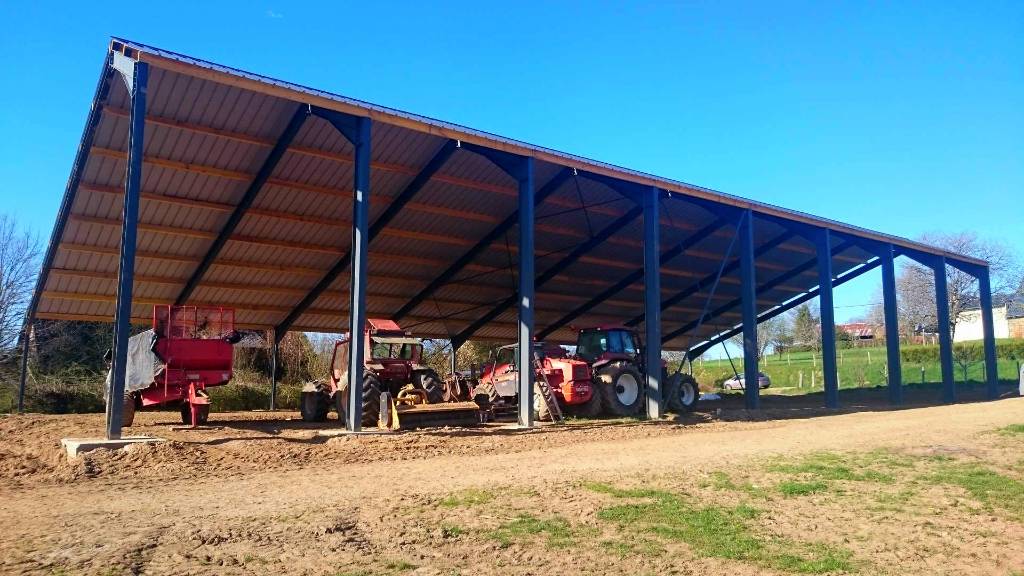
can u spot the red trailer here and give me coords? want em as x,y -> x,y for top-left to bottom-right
122,305 -> 238,426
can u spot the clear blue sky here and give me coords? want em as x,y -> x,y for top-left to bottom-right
1,1 -> 1020,324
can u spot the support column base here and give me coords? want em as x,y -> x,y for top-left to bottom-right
61,436 -> 164,460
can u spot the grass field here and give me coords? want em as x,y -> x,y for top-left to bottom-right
692,345 -> 1022,396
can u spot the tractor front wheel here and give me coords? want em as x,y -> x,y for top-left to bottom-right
358,372 -> 383,427
179,403 -> 210,425
566,389 -> 602,418
667,373 -> 700,413
533,384 -> 551,422
597,363 -> 643,416
416,370 -> 445,404
300,381 -> 331,422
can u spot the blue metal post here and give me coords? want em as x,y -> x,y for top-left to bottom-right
977,267 -> 999,399
739,210 -> 759,409
107,59 -> 148,440
17,326 -> 30,412
644,186 -> 662,418
345,117 -> 372,432
934,258 -> 956,403
517,158 -> 535,427
817,228 -> 839,409
269,332 -> 278,411
880,244 -> 903,405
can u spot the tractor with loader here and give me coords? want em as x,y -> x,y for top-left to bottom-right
300,319 -> 480,428
473,341 -> 599,421
573,326 -> 699,416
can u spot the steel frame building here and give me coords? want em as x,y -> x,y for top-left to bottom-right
19,39 -> 1000,438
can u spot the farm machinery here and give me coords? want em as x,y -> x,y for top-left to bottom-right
473,342 -> 598,421
574,326 -> 699,416
300,319 -> 480,429
110,305 -> 240,427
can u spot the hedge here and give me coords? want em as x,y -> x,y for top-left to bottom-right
900,339 -> 1024,364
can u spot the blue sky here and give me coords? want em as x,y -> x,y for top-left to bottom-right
0,1 -> 1020,325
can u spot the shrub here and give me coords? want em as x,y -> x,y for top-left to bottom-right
900,339 -> 1024,364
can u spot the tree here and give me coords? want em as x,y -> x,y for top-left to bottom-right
897,231 -> 1019,341
0,214 -> 40,352
729,315 -> 789,360
790,303 -> 820,351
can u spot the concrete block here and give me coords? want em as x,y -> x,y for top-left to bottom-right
61,436 -> 165,459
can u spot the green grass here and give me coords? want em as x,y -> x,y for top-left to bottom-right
384,560 -> 417,571
439,523 -> 466,538
767,451 -> 908,483
488,515 -> 581,549
701,471 -> 769,498
601,536 -> 666,558
924,464 -> 1024,522
585,482 -> 855,573
778,480 -> 830,497
439,488 -> 495,508
996,424 -> 1024,436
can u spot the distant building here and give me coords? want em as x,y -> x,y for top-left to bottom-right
837,322 -> 876,341
954,293 -> 1024,342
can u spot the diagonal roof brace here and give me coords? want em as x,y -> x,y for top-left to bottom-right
273,139 -> 459,341
451,204 -> 644,347
625,228 -> 798,327
663,239 -> 857,343
175,104 -> 309,305
392,167 -> 573,322
537,216 -> 730,339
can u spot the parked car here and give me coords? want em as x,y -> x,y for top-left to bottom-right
722,371 -> 771,390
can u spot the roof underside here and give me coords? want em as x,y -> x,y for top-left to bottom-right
33,39 -> 985,349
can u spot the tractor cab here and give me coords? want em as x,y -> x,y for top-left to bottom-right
329,319 -> 427,390
574,326 -> 642,368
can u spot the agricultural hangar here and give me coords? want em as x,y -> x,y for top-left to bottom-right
19,38 -> 1000,439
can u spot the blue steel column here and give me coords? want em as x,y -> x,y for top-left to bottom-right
977,267 -> 999,399
934,258 -> 956,403
517,157 -> 535,427
107,60 -> 148,440
269,333 -> 278,411
644,186 -> 662,418
17,326 -> 30,412
880,244 -> 903,405
739,210 -> 760,409
817,228 -> 839,409
345,117 -> 372,432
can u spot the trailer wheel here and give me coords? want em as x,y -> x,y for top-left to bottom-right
179,403 -> 209,425
566,390 -> 602,418
597,363 -> 643,416
300,382 -> 330,422
359,372 -> 382,427
667,373 -> 700,413
416,370 -> 445,404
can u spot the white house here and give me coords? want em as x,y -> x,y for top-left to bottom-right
954,295 -> 1023,342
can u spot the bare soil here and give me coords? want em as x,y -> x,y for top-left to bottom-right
1,398 -> 1022,575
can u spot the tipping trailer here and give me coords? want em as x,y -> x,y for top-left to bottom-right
113,305 -> 239,427
301,319 -> 480,429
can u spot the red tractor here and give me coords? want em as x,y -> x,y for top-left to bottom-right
574,326 -> 699,417
301,319 -> 479,428
113,305 -> 239,427
473,342 -> 599,420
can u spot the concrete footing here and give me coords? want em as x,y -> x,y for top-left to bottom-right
316,428 -> 393,437
61,436 -> 165,459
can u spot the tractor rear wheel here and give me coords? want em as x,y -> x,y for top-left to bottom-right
667,373 -> 700,413
472,380 -> 500,409
533,384 -> 551,422
416,370 -> 445,404
121,395 -> 137,427
300,382 -> 330,422
566,390 -> 602,418
597,363 -> 643,416
179,403 -> 210,425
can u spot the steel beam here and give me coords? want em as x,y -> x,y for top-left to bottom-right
627,229 -> 796,328
738,211 -> 759,409
345,117 -> 372,432
934,258 -> 956,403
17,326 -> 30,412
517,158 -> 535,428
453,204 -> 644,346
393,168 -> 571,322
274,140 -> 458,340
175,105 -> 308,305
880,243 -> 903,405
107,58 -> 148,440
977,267 -> 999,399
817,228 -> 839,409
538,217 -> 728,340
269,333 -> 278,411
688,256 -> 885,359
643,186 -> 662,418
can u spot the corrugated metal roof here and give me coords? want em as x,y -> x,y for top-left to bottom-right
28,38 -> 989,350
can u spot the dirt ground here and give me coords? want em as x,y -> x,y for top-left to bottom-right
1,397 -> 1022,576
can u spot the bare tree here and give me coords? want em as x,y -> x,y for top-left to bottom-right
897,231 -> 1019,340
730,315 -> 788,360
0,214 -> 40,352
